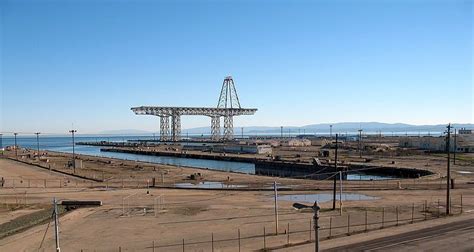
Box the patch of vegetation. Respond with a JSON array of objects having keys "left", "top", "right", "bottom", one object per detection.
[
  {"left": 173, "top": 206, "right": 207, "bottom": 216},
  {"left": 0, "top": 205, "right": 67, "bottom": 239}
]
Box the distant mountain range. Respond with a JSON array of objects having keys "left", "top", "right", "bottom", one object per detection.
[
  {"left": 103, "top": 122, "right": 473, "bottom": 135},
  {"left": 185, "top": 122, "right": 473, "bottom": 134},
  {"left": 98, "top": 129, "right": 155, "bottom": 135}
]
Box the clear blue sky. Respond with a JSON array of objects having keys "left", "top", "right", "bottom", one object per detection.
[{"left": 1, "top": 0, "right": 472, "bottom": 134}]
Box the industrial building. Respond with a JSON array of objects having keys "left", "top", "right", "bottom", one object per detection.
[
  {"left": 399, "top": 128, "right": 474, "bottom": 153},
  {"left": 182, "top": 143, "right": 272, "bottom": 155}
]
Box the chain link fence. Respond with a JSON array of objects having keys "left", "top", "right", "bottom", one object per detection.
[{"left": 67, "top": 196, "right": 464, "bottom": 251}]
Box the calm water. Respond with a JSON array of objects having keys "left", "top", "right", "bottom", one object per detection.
[
  {"left": 279, "top": 193, "right": 378, "bottom": 203},
  {"left": 0, "top": 135, "right": 255, "bottom": 174},
  {"left": 346, "top": 173, "right": 397, "bottom": 180},
  {"left": 174, "top": 181, "right": 248, "bottom": 189},
  {"left": 1, "top": 135, "right": 398, "bottom": 179}
]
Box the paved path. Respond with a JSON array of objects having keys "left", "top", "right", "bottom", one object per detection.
[{"left": 325, "top": 218, "right": 474, "bottom": 251}]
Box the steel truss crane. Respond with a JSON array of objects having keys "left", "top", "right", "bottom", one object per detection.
[{"left": 131, "top": 76, "right": 257, "bottom": 141}]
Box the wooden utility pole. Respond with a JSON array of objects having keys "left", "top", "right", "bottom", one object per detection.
[
  {"left": 358, "top": 129, "right": 363, "bottom": 158},
  {"left": 332, "top": 134, "right": 338, "bottom": 210},
  {"left": 339, "top": 170, "right": 343, "bottom": 215},
  {"left": 273, "top": 181, "right": 279, "bottom": 234},
  {"left": 453, "top": 129, "right": 457, "bottom": 165},
  {"left": 69, "top": 130, "right": 77, "bottom": 173},
  {"left": 446, "top": 123, "right": 451, "bottom": 215}
]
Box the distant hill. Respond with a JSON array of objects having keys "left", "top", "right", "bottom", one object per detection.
[
  {"left": 183, "top": 122, "right": 474, "bottom": 134},
  {"left": 98, "top": 129, "right": 153, "bottom": 135},
  {"left": 100, "top": 122, "right": 473, "bottom": 135}
]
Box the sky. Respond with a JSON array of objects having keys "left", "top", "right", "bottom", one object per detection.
[{"left": 1, "top": 0, "right": 472, "bottom": 134}]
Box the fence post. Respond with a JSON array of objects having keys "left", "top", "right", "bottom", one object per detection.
[
  {"left": 122, "top": 197, "right": 125, "bottom": 216},
  {"left": 365, "top": 210, "right": 368, "bottom": 232},
  {"left": 437, "top": 199, "right": 440, "bottom": 218},
  {"left": 396, "top": 206, "right": 399, "bottom": 226},
  {"left": 119, "top": 246, "right": 121, "bottom": 252},
  {"left": 347, "top": 214, "right": 350, "bottom": 234},
  {"left": 238, "top": 228, "right": 241, "bottom": 252},
  {"left": 263, "top": 227, "right": 266, "bottom": 250},
  {"left": 411, "top": 203, "right": 414, "bottom": 223},
  {"left": 329, "top": 217, "right": 332, "bottom": 238},
  {"left": 450, "top": 196, "right": 452, "bottom": 212},
  {"left": 309, "top": 219, "right": 312, "bottom": 241},
  {"left": 211, "top": 233, "right": 214, "bottom": 252},
  {"left": 423, "top": 200, "right": 428, "bottom": 220},
  {"left": 182, "top": 238, "right": 185, "bottom": 252},
  {"left": 287, "top": 223, "right": 290, "bottom": 245},
  {"left": 152, "top": 240, "right": 155, "bottom": 252},
  {"left": 382, "top": 207, "right": 385, "bottom": 228}
]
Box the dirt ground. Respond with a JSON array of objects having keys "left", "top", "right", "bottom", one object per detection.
[{"left": 0, "top": 150, "right": 473, "bottom": 251}]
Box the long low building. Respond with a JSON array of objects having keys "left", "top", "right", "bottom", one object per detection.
[
  {"left": 399, "top": 128, "right": 474, "bottom": 152},
  {"left": 183, "top": 143, "right": 272, "bottom": 155}
]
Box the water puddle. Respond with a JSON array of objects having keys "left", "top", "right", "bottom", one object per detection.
[
  {"left": 174, "top": 181, "right": 247, "bottom": 189},
  {"left": 279, "top": 193, "right": 378, "bottom": 203},
  {"left": 264, "top": 183, "right": 295, "bottom": 190},
  {"left": 347, "top": 173, "right": 397, "bottom": 181},
  {"left": 456, "top": 171, "right": 473, "bottom": 174}
]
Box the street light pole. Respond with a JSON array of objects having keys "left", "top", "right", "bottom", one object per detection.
[
  {"left": 69, "top": 130, "right": 77, "bottom": 173},
  {"left": 53, "top": 197, "right": 60, "bottom": 252},
  {"left": 292, "top": 201, "right": 320, "bottom": 252},
  {"left": 280, "top": 126, "right": 283, "bottom": 138},
  {"left": 14, "top": 133, "right": 18, "bottom": 159},
  {"left": 35, "top": 132, "right": 41, "bottom": 157},
  {"left": 313, "top": 201, "right": 320, "bottom": 252}
]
